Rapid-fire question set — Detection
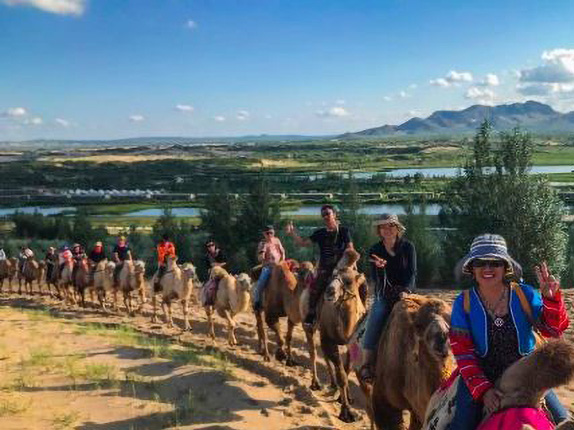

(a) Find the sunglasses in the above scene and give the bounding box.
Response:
[264,231,274,235]
[206,243,215,247]
[321,212,334,218]
[472,259,506,269]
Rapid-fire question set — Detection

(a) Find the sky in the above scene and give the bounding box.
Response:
[1,0,574,140]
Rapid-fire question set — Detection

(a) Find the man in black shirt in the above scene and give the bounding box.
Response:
[286,204,353,328]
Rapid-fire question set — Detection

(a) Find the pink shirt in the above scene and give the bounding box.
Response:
[257,238,285,265]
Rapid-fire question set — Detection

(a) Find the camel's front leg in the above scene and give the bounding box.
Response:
[305,326,321,390]
[321,336,357,423]
[151,294,158,323]
[137,286,146,313]
[222,309,237,346]
[162,299,173,328]
[255,311,270,361]
[285,319,298,367]
[266,314,286,362]
[206,306,216,340]
[181,299,191,331]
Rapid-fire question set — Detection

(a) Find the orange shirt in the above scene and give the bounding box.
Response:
[157,241,176,264]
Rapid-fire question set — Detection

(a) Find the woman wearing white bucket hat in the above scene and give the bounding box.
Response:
[359,213,416,382]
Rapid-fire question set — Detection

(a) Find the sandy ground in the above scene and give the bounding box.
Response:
[0,287,573,430]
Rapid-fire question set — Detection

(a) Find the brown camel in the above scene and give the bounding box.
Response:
[19,258,45,295]
[152,256,196,331]
[0,257,17,293]
[371,294,454,430]
[253,260,320,372]
[204,266,252,345]
[317,250,367,423]
[59,259,76,305]
[73,257,91,308]
[45,259,60,298]
[118,259,147,315]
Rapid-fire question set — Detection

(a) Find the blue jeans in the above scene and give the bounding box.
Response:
[362,293,391,351]
[450,378,569,430]
[253,265,272,307]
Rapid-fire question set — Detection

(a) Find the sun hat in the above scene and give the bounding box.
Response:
[263,225,275,233]
[461,234,521,275]
[372,213,406,233]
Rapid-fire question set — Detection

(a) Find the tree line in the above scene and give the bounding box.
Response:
[2,122,572,288]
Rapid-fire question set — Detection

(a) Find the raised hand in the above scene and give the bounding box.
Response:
[535,261,560,298]
[285,221,295,236]
[369,254,387,269]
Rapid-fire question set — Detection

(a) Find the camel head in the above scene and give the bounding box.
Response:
[105,260,115,275]
[133,260,146,274]
[325,268,364,303]
[166,255,178,270]
[181,263,197,281]
[235,273,252,292]
[210,265,229,280]
[334,248,361,272]
[498,339,574,410]
[412,298,452,363]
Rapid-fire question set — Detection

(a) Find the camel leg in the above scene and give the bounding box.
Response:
[343,349,354,404]
[112,288,119,312]
[151,294,158,323]
[206,306,216,340]
[124,291,133,316]
[182,299,191,331]
[137,286,146,313]
[162,299,173,328]
[285,319,298,367]
[372,381,405,430]
[408,414,421,430]
[266,314,286,361]
[255,311,270,361]
[304,327,321,390]
[320,336,357,423]
[222,309,237,346]
[98,289,108,312]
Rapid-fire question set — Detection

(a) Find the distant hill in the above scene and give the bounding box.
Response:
[340,101,574,138]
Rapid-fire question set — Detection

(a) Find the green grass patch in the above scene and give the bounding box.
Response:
[0,397,31,417]
[51,411,81,430]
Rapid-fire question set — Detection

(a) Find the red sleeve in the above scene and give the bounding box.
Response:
[537,290,569,337]
[449,329,493,401]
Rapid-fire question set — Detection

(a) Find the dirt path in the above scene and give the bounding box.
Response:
[2,287,574,430]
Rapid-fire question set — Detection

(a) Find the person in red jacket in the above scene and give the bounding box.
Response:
[154,233,176,290]
[448,234,569,429]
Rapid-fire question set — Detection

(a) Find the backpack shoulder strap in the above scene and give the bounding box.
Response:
[511,282,534,324]
[463,289,471,314]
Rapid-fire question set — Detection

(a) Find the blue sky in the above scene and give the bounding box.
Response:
[1,0,574,140]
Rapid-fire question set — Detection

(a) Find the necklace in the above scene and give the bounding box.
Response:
[478,287,508,327]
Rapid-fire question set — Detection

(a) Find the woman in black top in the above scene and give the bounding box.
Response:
[360,213,416,382]
[204,240,226,274]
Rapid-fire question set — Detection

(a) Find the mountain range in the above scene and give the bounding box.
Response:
[340,101,574,138]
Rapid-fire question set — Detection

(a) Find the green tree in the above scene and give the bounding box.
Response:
[339,172,375,272]
[403,200,441,287]
[441,121,566,284]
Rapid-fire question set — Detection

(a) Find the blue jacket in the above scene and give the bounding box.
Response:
[451,282,542,357]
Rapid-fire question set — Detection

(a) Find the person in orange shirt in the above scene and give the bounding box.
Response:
[154,233,176,289]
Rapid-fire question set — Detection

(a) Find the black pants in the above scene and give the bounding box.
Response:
[305,265,335,322]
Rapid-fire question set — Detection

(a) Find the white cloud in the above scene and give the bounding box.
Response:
[175,104,194,112]
[465,87,496,105]
[409,84,418,90]
[316,106,350,118]
[129,115,145,122]
[431,70,473,87]
[186,19,197,30]
[479,73,500,87]
[335,99,345,105]
[213,115,225,122]
[4,107,27,117]
[430,78,450,87]
[383,96,392,102]
[55,118,70,127]
[23,116,43,125]
[237,110,250,120]
[399,91,408,98]
[2,0,86,16]
[516,82,574,97]
[520,49,574,83]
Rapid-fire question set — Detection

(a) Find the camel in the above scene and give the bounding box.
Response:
[45,259,59,298]
[370,294,454,430]
[0,257,17,293]
[118,259,147,315]
[203,266,252,345]
[58,257,76,305]
[317,250,367,423]
[19,258,45,295]
[73,257,92,308]
[423,340,574,430]
[93,259,115,311]
[151,256,196,331]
